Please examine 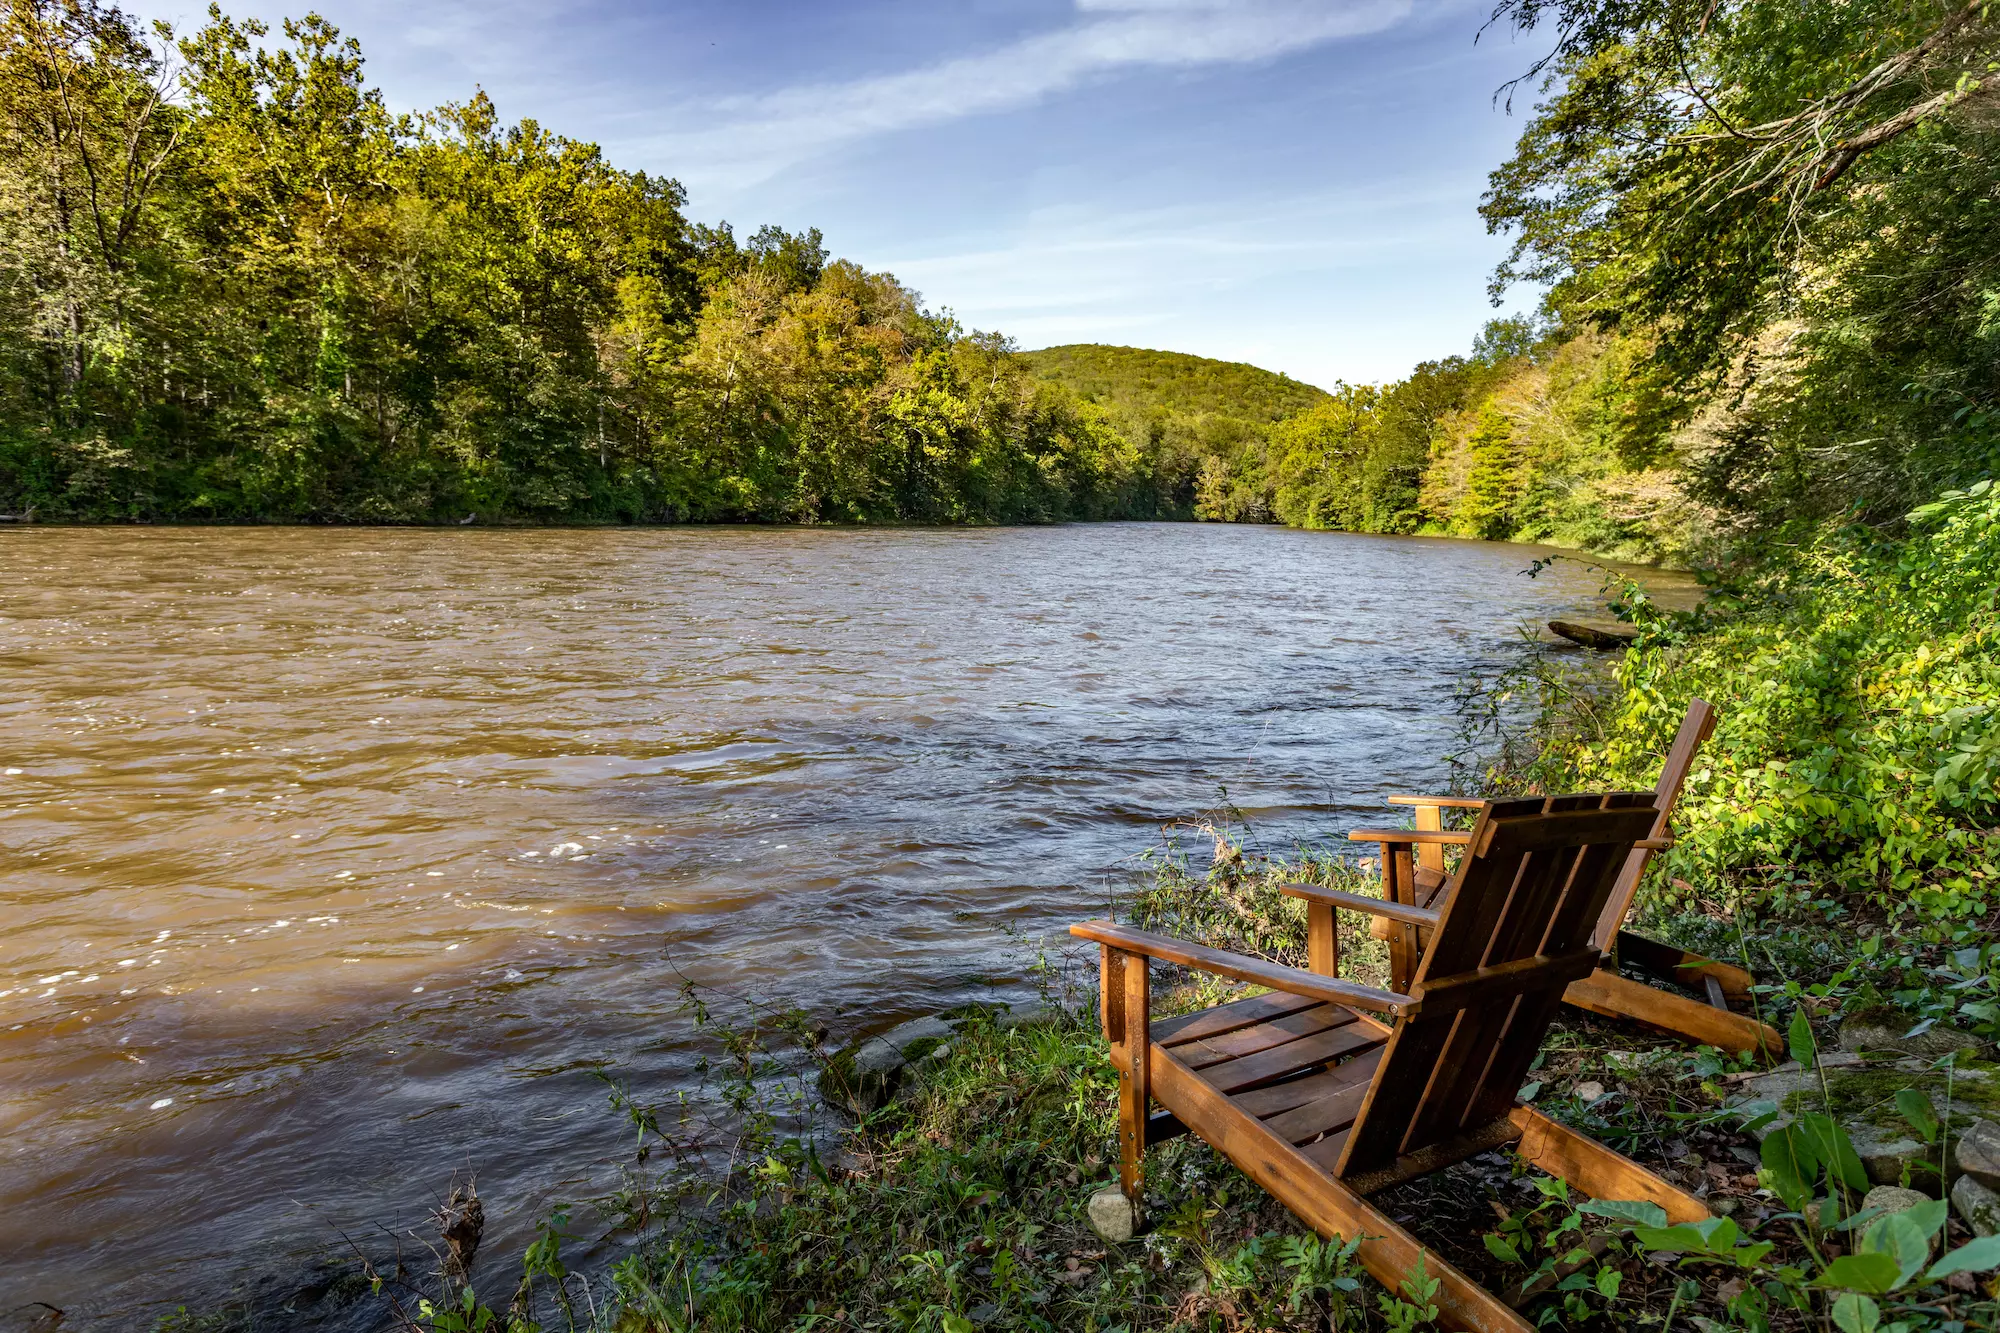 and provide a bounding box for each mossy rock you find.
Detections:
[1736,1055,2000,1184]
[1841,1005,1990,1059]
